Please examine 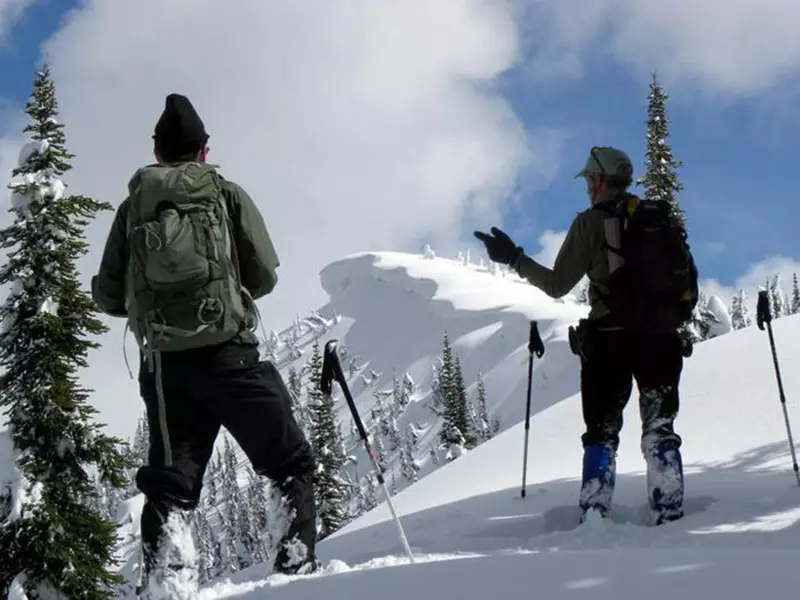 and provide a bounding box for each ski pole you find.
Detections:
[521,321,545,498]
[321,339,416,563]
[756,290,800,487]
